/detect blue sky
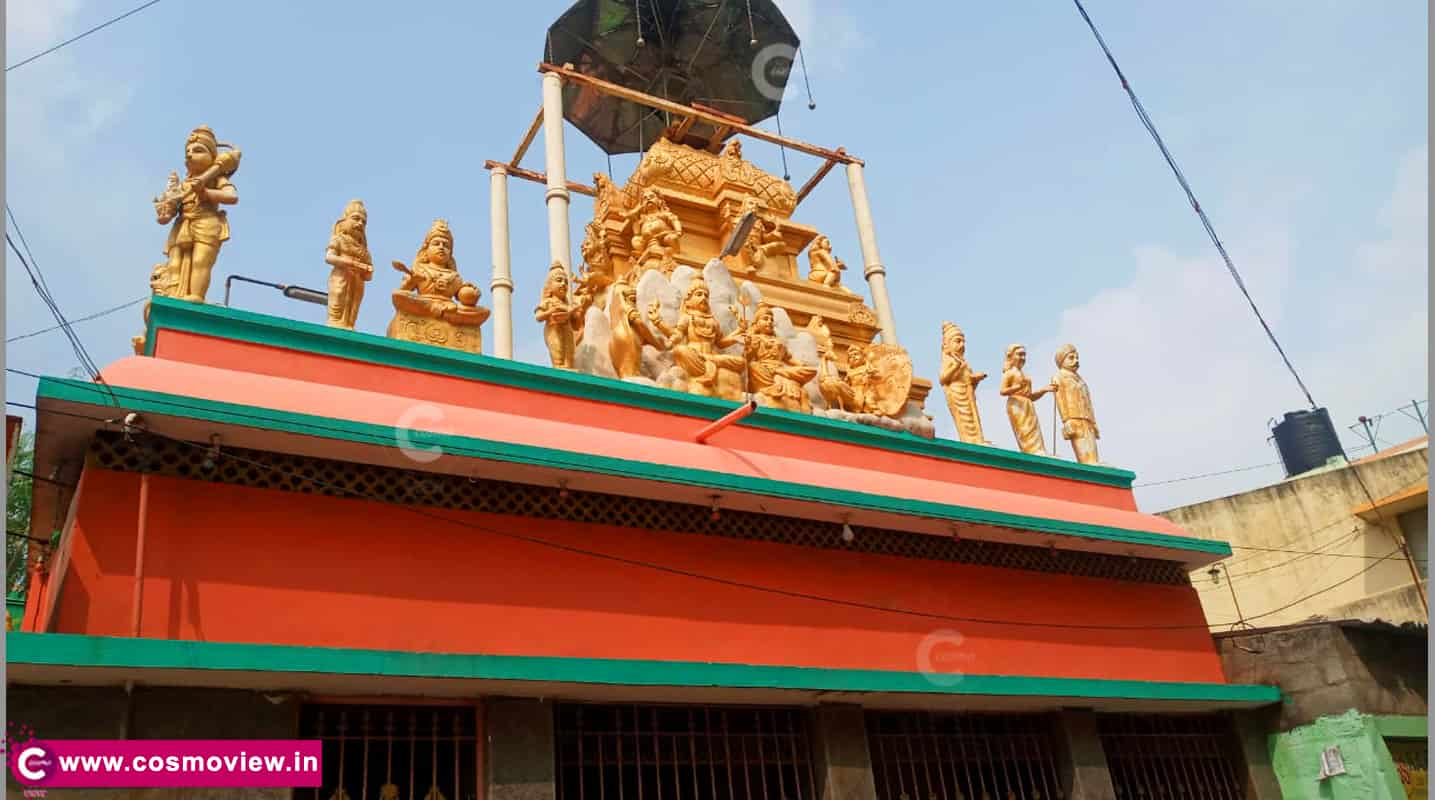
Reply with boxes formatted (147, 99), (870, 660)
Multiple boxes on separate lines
(5, 1), (1428, 511)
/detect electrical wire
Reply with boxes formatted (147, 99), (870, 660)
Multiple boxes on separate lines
(6, 0), (166, 72)
(8, 394), (1412, 633)
(7, 298), (146, 343)
(1070, 0), (1317, 410)
(1133, 461), (1281, 488)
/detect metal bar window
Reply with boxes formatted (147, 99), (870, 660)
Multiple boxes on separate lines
(556, 703), (815, 800)
(866, 711), (1062, 800)
(1097, 714), (1244, 799)
(300, 704), (479, 800)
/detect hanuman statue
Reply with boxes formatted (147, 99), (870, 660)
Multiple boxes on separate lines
(324, 200), (373, 330)
(938, 322), (987, 444)
(1051, 343), (1101, 464)
(647, 278), (746, 400)
(627, 188), (683, 276)
(152, 125), (241, 304)
(807, 235), (851, 292)
(133, 125), (240, 353)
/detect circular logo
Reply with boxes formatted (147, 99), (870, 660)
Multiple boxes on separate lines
(750, 43), (797, 102)
(12, 742), (54, 786)
(915, 628), (970, 687)
(395, 403), (449, 464)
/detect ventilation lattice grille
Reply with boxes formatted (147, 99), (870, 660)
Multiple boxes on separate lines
(88, 431), (1189, 585)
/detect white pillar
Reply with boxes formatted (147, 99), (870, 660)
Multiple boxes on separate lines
(489, 165), (514, 359)
(541, 71), (572, 272)
(846, 162), (899, 344)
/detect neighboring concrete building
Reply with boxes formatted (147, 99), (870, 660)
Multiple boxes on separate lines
(1215, 619), (1427, 799)
(1162, 437), (1429, 627)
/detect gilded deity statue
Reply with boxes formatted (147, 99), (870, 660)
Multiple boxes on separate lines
(999, 344), (1052, 456)
(151, 125), (241, 304)
(721, 197), (784, 273)
(534, 261), (583, 370)
(647, 278), (746, 400)
(939, 322), (987, 445)
(807, 315), (855, 411)
(387, 219), (489, 353)
(1050, 343), (1101, 464)
(744, 304), (817, 413)
(627, 188), (683, 276)
(608, 274), (665, 379)
(807, 235), (851, 292)
(847, 344), (875, 414)
(324, 200), (373, 330)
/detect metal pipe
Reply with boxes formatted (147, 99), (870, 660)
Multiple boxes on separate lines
(490, 166), (515, 359)
(224, 275), (328, 307)
(694, 400), (758, 443)
(846, 163), (899, 344)
(130, 472), (150, 637)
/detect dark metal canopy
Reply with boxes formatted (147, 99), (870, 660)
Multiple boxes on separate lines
(546, 0), (801, 155)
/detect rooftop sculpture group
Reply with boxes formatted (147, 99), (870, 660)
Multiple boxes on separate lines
(134, 123), (1103, 465)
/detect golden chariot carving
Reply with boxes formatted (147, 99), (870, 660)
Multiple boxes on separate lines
(578, 133), (930, 412)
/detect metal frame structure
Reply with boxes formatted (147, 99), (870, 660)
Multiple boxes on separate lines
(480, 62), (901, 359)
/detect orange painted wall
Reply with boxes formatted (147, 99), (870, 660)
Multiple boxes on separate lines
(151, 329), (1137, 512)
(53, 468), (1225, 684)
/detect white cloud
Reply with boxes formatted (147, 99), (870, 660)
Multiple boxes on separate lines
(1024, 147), (1427, 512)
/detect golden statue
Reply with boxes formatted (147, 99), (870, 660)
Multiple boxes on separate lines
(152, 125), (241, 304)
(608, 274), (665, 379)
(807, 315), (855, 411)
(807, 235), (851, 292)
(999, 344), (1052, 455)
(720, 197), (784, 274)
(939, 322), (987, 444)
(647, 278), (746, 400)
(534, 261), (583, 369)
(744, 304), (817, 413)
(325, 200), (373, 330)
(1051, 343), (1101, 464)
(627, 188), (683, 276)
(847, 344), (874, 413)
(387, 219), (489, 353)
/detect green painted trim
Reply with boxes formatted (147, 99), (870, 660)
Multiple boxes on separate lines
(6, 632), (1281, 705)
(1373, 714), (1428, 740)
(39, 377), (1230, 557)
(143, 297), (1135, 489)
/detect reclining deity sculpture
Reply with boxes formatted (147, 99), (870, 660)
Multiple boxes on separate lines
(646, 278), (746, 401)
(387, 219), (489, 354)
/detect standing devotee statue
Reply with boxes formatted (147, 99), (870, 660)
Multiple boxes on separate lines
(1050, 343), (1101, 464)
(608, 274), (665, 379)
(999, 344), (1053, 456)
(324, 200), (373, 330)
(387, 219), (489, 354)
(534, 261), (583, 370)
(646, 278), (746, 400)
(744, 304), (817, 413)
(807, 235), (851, 292)
(627, 189), (683, 276)
(151, 125), (241, 304)
(939, 322), (987, 445)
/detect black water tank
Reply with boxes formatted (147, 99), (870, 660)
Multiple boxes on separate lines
(1271, 408), (1344, 477)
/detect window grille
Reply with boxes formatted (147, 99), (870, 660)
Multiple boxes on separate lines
(1097, 714), (1244, 799)
(866, 711), (1064, 800)
(555, 703), (815, 800)
(299, 704), (478, 800)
